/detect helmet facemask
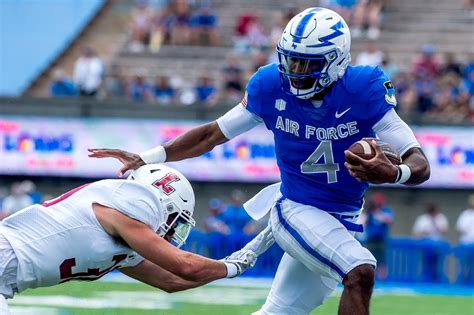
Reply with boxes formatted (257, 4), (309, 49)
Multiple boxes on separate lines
(158, 200), (195, 248)
(277, 46), (340, 99)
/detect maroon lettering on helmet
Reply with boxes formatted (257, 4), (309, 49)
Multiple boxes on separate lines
(152, 173), (180, 195)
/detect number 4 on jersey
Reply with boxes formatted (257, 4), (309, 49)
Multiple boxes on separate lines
(300, 140), (340, 183)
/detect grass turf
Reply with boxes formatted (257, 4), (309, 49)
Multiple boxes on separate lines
(10, 281), (474, 315)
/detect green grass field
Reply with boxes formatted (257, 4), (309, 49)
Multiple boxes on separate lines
(8, 280), (474, 315)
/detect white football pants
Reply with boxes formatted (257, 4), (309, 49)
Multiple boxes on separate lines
(255, 197), (376, 315)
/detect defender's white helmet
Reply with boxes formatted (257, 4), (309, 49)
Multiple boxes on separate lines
(277, 7), (351, 99)
(128, 164), (196, 248)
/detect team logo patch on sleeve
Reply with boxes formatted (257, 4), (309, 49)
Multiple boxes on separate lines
(241, 92), (248, 107)
(383, 81), (397, 106)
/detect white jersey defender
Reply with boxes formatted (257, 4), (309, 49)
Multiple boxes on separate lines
(0, 164), (195, 297)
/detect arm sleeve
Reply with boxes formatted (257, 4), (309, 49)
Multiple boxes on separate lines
(372, 108), (420, 156)
(216, 103), (263, 140)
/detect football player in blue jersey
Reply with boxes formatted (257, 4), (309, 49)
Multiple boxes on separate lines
(89, 7), (430, 315)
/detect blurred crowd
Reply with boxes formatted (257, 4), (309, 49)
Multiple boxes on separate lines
(358, 193), (474, 282)
(47, 0), (474, 122)
(129, 0), (219, 52)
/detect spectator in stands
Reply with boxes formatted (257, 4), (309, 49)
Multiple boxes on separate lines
(1, 182), (33, 217)
(456, 194), (474, 244)
(103, 65), (127, 99)
(413, 204), (450, 282)
(413, 70), (436, 113)
(129, 0), (154, 52)
(204, 198), (230, 235)
(74, 47), (104, 97)
(455, 194), (474, 284)
(245, 15), (269, 51)
(351, 0), (384, 39)
(234, 12), (256, 53)
(153, 76), (175, 104)
(222, 53), (244, 102)
(19, 180), (41, 204)
(195, 75), (218, 106)
(362, 192), (393, 280)
(233, 12), (269, 53)
(168, 0), (192, 45)
(128, 75), (152, 102)
(49, 69), (77, 97)
(440, 53), (463, 77)
(191, 2), (219, 46)
(461, 53), (474, 106)
(220, 189), (256, 235)
(355, 40), (384, 66)
(411, 44), (440, 78)
(380, 54), (398, 79)
(428, 73), (468, 122)
(413, 204), (449, 240)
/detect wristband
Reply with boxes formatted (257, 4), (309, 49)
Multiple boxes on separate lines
(139, 146), (166, 164)
(396, 164), (411, 184)
(224, 262), (238, 278)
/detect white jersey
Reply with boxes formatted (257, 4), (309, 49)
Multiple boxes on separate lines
(0, 179), (165, 293)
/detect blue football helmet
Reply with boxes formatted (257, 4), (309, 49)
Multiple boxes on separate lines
(277, 7), (351, 99)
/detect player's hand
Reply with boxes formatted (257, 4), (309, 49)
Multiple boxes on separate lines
(344, 140), (398, 184)
(241, 225), (275, 256)
(88, 148), (145, 177)
(221, 249), (257, 278)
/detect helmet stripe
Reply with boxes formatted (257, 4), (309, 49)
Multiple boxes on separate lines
(293, 8), (322, 43)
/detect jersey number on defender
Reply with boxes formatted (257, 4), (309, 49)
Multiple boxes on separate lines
(300, 140), (340, 183)
(59, 254), (127, 283)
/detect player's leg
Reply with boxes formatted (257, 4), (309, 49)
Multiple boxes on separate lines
(339, 264), (374, 315)
(253, 253), (338, 315)
(270, 198), (376, 315)
(0, 294), (11, 315)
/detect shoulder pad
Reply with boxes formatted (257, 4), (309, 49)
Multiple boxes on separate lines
(256, 64), (281, 93)
(341, 65), (379, 94)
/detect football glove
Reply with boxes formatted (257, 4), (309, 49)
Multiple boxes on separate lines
(221, 249), (257, 278)
(241, 224), (275, 256)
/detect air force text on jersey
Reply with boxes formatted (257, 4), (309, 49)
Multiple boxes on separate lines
(275, 115), (359, 140)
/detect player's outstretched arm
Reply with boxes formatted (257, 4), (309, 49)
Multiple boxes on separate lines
(88, 121), (228, 176)
(120, 259), (210, 293)
(93, 204), (255, 283)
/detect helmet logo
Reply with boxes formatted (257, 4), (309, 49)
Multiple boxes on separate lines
(152, 172), (180, 195)
(307, 20), (345, 48)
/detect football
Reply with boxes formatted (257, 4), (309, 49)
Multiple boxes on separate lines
(346, 137), (401, 166)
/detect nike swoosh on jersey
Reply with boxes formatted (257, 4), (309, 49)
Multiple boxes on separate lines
(335, 107), (351, 118)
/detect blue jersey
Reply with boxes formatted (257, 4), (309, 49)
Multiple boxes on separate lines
(244, 64), (396, 213)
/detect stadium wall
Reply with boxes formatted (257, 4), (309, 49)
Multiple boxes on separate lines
(0, 97), (472, 243)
